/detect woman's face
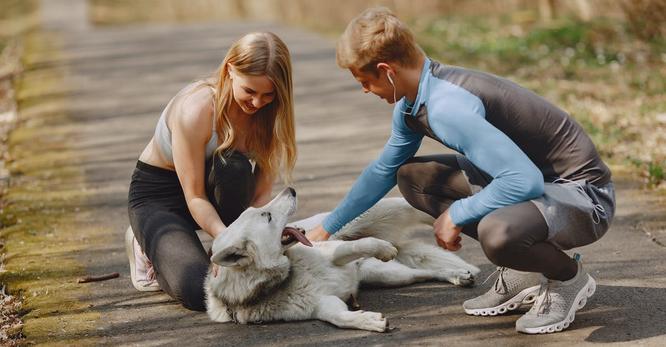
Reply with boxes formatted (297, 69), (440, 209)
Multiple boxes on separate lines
(229, 66), (276, 115)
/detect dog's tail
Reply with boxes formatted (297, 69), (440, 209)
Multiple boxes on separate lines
(329, 197), (434, 245)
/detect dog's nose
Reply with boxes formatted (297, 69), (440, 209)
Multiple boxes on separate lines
(288, 187), (296, 197)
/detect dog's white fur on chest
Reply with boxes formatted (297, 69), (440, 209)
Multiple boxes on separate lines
(204, 188), (479, 332)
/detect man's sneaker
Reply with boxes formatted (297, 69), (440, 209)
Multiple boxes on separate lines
(125, 226), (161, 292)
(463, 267), (542, 316)
(515, 259), (595, 334)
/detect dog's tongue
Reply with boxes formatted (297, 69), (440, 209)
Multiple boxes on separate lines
(282, 227), (313, 247)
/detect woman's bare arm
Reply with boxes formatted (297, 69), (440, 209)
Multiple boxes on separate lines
(170, 89), (227, 239)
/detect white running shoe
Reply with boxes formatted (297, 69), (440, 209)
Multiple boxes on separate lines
(125, 226), (161, 292)
(463, 267), (542, 316)
(515, 258), (595, 334)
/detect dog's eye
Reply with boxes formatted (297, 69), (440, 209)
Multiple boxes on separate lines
(261, 211), (272, 222)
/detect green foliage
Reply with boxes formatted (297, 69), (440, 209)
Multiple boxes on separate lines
(419, 17), (664, 74)
(417, 15), (666, 187)
(631, 159), (666, 187)
(647, 161), (665, 187)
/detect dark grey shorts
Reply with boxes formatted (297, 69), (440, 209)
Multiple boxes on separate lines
(457, 155), (616, 250)
(531, 180), (615, 250)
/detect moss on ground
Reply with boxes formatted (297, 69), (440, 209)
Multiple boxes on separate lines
(0, 30), (100, 346)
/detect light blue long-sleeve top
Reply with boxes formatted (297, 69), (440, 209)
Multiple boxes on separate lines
(323, 58), (547, 233)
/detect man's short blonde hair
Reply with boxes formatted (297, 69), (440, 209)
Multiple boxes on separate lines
(336, 7), (423, 76)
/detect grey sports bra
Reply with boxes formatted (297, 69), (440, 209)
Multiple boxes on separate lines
(154, 81), (218, 165)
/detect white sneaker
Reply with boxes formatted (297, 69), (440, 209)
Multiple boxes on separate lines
(463, 267), (542, 316)
(515, 257), (595, 334)
(125, 226), (161, 292)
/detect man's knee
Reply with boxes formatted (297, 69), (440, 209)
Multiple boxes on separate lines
(478, 215), (523, 267)
(397, 160), (423, 205)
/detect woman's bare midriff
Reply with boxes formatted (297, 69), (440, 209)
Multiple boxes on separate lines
(138, 134), (250, 172)
(138, 138), (176, 171)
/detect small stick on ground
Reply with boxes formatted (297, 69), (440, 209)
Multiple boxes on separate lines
(77, 272), (120, 283)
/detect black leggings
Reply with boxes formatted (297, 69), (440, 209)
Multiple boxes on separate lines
(128, 152), (256, 311)
(397, 154), (577, 281)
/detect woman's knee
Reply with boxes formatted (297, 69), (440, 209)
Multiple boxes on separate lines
(180, 291), (207, 312)
(167, 266), (208, 312)
(207, 151), (255, 208)
(210, 151), (253, 178)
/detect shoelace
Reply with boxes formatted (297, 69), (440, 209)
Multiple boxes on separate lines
(481, 267), (509, 295)
(134, 239), (157, 284)
(531, 279), (554, 315)
(553, 178), (607, 224)
(145, 259), (156, 283)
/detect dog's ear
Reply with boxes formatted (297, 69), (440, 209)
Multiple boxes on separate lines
(211, 243), (251, 267)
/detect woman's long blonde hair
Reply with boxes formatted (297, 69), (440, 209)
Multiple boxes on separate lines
(210, 32), (296, 182)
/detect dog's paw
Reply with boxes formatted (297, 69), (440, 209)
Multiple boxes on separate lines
(355, 310), (389, 332)
(208, 308), (233, 323)
(373, 240), (398, 262)
(436, 269), (475, 287)
(451, 269), (475, 287)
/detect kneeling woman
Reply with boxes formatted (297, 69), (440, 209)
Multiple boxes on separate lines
(126, 32), (296, 311)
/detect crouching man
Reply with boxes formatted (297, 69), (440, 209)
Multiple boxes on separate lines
(306, 7), (615, 334)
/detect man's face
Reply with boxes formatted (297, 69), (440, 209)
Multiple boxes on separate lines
(350, 67), (395, 104)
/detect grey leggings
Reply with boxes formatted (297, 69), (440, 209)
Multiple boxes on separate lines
(397, 154), (578, 281)
(128, 152), (256, 311)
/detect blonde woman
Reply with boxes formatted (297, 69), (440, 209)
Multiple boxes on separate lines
(126, 32), (296, 311)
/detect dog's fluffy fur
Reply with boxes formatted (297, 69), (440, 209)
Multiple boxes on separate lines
(204, 188), (479, 332)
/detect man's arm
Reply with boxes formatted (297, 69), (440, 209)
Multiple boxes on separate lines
(428, 95), (544, 227)
(320, 108), (423, 235)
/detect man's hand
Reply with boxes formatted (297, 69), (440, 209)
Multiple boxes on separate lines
(433, 209), (463, 251)
(306, 224), (331, 242)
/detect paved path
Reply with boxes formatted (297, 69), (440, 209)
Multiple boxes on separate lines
(10, 1), (666, 345)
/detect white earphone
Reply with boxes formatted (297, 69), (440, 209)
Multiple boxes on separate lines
(386, 70), (411, 114)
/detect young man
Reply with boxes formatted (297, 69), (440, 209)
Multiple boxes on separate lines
(306, 7), (615, 334)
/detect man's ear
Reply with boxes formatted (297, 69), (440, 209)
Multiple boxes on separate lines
(376, 62), (394, 80)
(210, 242), (250, 267)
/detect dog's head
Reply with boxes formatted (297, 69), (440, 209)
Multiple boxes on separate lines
(210, 187), (311, 269)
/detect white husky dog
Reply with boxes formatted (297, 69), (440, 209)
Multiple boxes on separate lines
(204, 188), (479, 332)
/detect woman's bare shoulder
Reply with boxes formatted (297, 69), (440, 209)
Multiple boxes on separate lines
(168, 82), (215, 134)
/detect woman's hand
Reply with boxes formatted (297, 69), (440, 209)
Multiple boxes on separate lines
(306, 224), (331, 242)
(433, 209), (463, 251)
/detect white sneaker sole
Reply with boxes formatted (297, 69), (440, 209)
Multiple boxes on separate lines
(464, 285), (541, 316)
(125, 226), (161, 292)
(517, 275), (596, 334)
